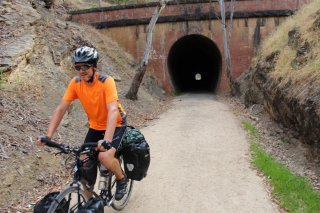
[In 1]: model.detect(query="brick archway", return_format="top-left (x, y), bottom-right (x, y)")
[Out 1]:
top-left (168, 34), bottom-right (222, 93)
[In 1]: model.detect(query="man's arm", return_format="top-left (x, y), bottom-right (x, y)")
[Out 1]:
top-left (103, 101), bottom-right (119, 146)
top-left (46, 100), bottom-right (72, 139)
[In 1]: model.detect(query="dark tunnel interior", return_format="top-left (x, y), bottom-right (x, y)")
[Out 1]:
top-left (168, 34), bottom-right (222, 93)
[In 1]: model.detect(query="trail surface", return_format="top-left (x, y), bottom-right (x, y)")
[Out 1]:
top-left (111, 94), bottom-right (279, 213)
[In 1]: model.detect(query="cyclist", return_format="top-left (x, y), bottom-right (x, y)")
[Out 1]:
top-left (36, 46), bottom-right (128, 201)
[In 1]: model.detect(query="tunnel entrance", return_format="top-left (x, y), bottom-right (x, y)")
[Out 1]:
top-left (168, 34), bottom-right (222, 93)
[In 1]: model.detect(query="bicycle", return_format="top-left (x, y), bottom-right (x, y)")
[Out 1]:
top-left (40, 137), bottom-right (134, 212)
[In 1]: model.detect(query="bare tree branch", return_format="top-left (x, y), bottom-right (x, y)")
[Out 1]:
top-left (126, 0), bottom-right (167, 100)
top-left (219, 0), bottom-right (236, 95)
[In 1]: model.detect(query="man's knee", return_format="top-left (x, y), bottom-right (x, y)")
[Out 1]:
top-left (98, 150), bottom-right (115, 166)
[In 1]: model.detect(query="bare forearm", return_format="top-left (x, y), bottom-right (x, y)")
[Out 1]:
top-left (47, 104), bottom-right (69, 138)
top-left (104, 109), bottom-right (118, 142)
top-left (47, 109), bottom-right (64, 138)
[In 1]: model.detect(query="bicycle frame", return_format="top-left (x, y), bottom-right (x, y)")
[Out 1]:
top-left (62, 149), bottom-right (125, 208)
top-left (40, 138), bottom-right (133, 212)
top-left (67, 151), bottom-right (106, 201)
top-left (71, 156), bottom-right (84, 206)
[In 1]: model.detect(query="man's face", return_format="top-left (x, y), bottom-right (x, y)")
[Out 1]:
top-left (74, 63), bottom-right (94, 82)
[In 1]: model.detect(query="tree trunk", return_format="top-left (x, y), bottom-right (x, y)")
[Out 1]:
top-left (125, 66), bottom-right (147, 100)
top-left (125, 0), bottom-right (166, 100)
top-left (219, 0), bottom-right (236, 95)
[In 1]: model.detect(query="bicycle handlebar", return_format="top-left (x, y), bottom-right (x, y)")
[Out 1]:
top-left (40, 137), bottom-right (98, 154)
top-left (81, 142), bottom-right (98, 150)
top-left (40, 137), bottom-right (64, 149)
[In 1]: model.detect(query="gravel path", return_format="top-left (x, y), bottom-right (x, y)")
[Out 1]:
top-left (110, 94), bottom-right (279, 212)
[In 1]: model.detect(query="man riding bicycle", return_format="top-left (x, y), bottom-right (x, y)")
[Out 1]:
top-left (36, 46), bottom-right (128, 201)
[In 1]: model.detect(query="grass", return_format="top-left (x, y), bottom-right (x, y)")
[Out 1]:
top-left (259, 0), bottom-right (320, 58)
top-left (243, 121), bottom-right (320, 212)
top-left (0, 67), bottom-right (7, 87)
top-left (65, 0), bottom-right (152, 9)
top-left (253, 0), bottom-right (320, 90)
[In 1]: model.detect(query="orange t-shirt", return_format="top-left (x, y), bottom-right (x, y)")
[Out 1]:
top-left (63, 73), bottom-right (127, 130)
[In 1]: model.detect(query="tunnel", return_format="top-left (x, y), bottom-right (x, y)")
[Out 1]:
top-left (167, 34), bottom-right (222, 93)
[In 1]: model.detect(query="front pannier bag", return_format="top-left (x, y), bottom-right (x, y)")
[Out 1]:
top-left (33, 192), bottom-right (69, 213)
top-left (77, 198), bottom-right (104, 213)
top-left (120, 126), bottom-right (150, 181)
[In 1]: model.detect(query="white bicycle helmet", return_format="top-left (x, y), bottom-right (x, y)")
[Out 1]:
top-left (72, 46), bottom-right (99, 67)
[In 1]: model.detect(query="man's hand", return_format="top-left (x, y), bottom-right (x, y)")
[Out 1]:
top-left (36, 136), bottom-right (50, 146)
top-left (97, 140), bottom-right (112, 151)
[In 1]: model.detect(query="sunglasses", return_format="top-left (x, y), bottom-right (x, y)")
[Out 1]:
top-left (74, 64), bottom-right (92, 71)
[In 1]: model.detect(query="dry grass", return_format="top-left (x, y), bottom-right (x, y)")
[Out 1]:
top-left (62, 0), bottom-right (153, 9)
top-left (62, 0), bottom-right (112, 9)
top-left (258, 0), bottom-right (320, 58)
top-left (252, 0), bottom-right (320, 95)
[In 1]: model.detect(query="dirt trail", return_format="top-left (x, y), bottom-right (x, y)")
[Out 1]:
top-left (110, 94), bottom-right (279, 212)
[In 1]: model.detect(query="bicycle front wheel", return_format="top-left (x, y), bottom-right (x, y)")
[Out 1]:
top-left (48, 186), bottom-right (89, 213)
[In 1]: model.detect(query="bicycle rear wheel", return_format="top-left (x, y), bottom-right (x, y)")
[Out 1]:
top-left (109, 156), bottom-right (134, 210)
top-left (48, 186), bottom-right (89, 213)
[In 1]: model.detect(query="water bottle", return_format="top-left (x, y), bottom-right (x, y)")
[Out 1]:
top-left (98, 165), bottom-right (109, 190)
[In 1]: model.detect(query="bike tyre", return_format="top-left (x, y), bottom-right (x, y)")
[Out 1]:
top-left (48, 186), bottom-right (89, 213)
top-left (110, 156), bottom-right (134, 210)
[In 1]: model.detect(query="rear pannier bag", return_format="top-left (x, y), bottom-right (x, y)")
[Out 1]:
top-left (33, 192), bottom-right (69, 213)
top-left (120, 126), bottom-right (150, 181)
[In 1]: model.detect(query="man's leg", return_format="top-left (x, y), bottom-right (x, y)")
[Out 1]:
top-left (98, 148), bottom-right (127, 200)
top-left (81, 128), bottom-right (105, 198)
top-left (100, 126), bottom-right (126, 180)
top-left (80, 154), bottom-right (97, 199)
top-left (98, 126), bottom-right (127, 200)
top-left (98, 148), bottom-right (124, 179)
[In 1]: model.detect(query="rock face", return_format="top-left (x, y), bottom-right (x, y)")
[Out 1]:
top-left (262, 76), bottom-right (320, 147)
top-left (0, 0), bottom-right (40, 71)
top-left (43, 0), bottom-right (54, 8)
top-left (236, 9), bottom-right (320, 155)
top-left (0, 0), bottom-right (170, 211)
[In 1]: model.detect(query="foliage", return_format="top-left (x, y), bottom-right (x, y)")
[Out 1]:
top-left (243, 121), bottom-right (320, 212)
top-left (64, 0), bottom-right (153, 9)
top-left (0, 68), bottom-right (7, 87)
top-left (253, 0), bottom-right (320, 89)
top-left (108, 0), bottom-right (150, 4)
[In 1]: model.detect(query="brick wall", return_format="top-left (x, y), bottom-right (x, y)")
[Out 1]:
top-left (70, 0), bottom-right (310, 93)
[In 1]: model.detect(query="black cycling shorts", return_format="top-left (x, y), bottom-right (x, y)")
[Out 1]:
top-left (81, 126), bottom-right (126, 187)
top-left (84, 126), bottom-right (126, 149)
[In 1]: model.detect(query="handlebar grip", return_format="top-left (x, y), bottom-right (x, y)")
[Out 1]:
top-left (81, 142), bottom-right (98, 150)
top-left (40, 137), bottom-right (62, 149)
